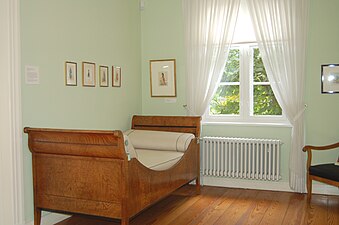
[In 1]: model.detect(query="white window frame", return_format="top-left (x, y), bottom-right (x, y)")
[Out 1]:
top-left (204, 44), bottom-right (289, 126)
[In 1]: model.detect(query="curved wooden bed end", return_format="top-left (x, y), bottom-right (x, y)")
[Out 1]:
top-left (24, 115), bottom-right (201, 225)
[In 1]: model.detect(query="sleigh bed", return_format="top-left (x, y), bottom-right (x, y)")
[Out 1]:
top-left (24, 115), bottom-right (201, 225)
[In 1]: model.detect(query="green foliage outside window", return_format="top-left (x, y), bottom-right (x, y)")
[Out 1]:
top-left (210, 85), bottom-right (240, 115)
top-left (253, 48), bottom-right (282, 115)
top-left (253, 48), bottom-right (269, 82)
top-left (253, 85), bottom-right (282, 115)
top-left (220, 49), bottom-right (240, 82)
top-left (210, 47), bottom-right (282, 116)
top-left (210, 49), bottom-right (240, 115)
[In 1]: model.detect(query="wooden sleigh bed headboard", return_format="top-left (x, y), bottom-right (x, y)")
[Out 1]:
top-left (132, 115), bottom-right (201, 137)
top-left (24, 115), bottom-right (201, 225)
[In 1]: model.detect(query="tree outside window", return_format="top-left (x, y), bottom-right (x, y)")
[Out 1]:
top-left (209, 45), bottom-right (282, 122)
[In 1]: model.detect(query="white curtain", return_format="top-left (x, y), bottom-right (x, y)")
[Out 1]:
top-left (247, 0), bottom-right (309, 192)
top-left (182, 0), bottom-right (241, 116)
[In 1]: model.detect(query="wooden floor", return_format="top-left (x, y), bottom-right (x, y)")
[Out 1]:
top-left (56, 185), bottom-right (339, 225)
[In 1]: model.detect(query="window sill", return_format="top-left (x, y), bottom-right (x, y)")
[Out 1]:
top-left (202, 121), bottom-right (292, 128)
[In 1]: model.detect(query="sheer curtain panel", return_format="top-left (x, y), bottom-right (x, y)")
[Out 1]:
top-left (182, 0), bottom-right (241, 116)
top-left (247, 0), bottom-right (309, 192)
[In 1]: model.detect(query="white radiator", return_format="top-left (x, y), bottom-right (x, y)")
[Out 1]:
top-left (201, 137), bottom-right (282, 181)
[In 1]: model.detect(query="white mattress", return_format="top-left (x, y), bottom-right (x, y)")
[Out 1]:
top-left (123, 129), bottom-right (194, 171)
top-left (135, 149), bottom-right (184, 171)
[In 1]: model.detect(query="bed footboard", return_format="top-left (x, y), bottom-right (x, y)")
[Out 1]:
top-left (24, 128), bottom-right (128, 225)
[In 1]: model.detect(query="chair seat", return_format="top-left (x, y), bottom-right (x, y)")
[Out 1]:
top-left (309, 163), bottom-right (339, 182)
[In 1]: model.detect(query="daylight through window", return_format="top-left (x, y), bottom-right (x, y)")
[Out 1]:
top-left (207, 45), bottom-right (284, 123)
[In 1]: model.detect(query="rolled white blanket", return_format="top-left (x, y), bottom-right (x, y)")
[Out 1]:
top-left (123, 135), bottom-right (138, 159)
top-left (124, 129), bottom-right (195, 152)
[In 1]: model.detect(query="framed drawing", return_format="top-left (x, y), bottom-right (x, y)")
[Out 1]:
top-left (99, 65), bottom-right (109, 87)
top-left (82, 62), bottom-right (96, 87)
top-left (321, 64), bottom-right (339, 94)
top-left (150, 59), bottom-right (176, 97)
top-left (112, 66), bottom-right (121, 87)
top-left (65, 61), bottom-right (77, 86)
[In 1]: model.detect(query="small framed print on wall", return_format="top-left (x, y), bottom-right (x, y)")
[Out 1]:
top-left (150, 59), bottom-right (176, 97)
top-left (112, 66), bottom-right (121, 87)
top-left (99, 65), bottom-right (109, 87)
top-left (65, 61), bottom-right (77, 86)
top-left (82, 62), bottom-right (96, 87)
top-left (321, 64), bottom-right (339, 94)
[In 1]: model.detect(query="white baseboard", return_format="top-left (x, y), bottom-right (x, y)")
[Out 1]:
top-left (25, 212), bottom-right (70, 225)
top-left (202, 176), bottom-right (292, 192)
top-left (312, 183), bottom-right (339, 196)
top-left (201, 176), bottom-right (339, 196)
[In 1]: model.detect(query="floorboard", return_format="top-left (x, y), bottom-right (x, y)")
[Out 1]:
top-left (55, 185), bottom-right (339, 225)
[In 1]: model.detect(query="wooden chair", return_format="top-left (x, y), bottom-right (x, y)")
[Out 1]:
top-left (303, 142), bottom-right (339, 201)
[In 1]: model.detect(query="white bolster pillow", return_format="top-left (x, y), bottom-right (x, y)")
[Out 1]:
top-left (124, 129), bottom-right (195, 152)
top-left (123, 135), bottom-right (137, 159)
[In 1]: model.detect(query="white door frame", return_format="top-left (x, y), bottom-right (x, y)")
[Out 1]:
top-left (0, 0), bottom-right (25, 224)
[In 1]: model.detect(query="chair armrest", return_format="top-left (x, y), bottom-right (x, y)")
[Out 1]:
top-left (302, 142), bottom-right (339, 170)
top-left (302, 142), bottom-right (339, 152)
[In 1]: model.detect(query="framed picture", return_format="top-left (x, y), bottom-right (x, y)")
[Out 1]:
top-left (150, 59), bottom-right (176, 97)
top-left (112, 66), bottom-right (121, 87)
top-left (99, 65), bottom-right (109, 87)
top-left (82, 62), bottom-right (96, 87)
top-left (65, 61), bottom-right (77, 86)
top-left (321, 64), bottom-right (339, 94)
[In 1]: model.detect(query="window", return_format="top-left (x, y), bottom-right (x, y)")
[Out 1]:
top-left (210, 48), bottom-right (240, 115)
top-left (251, 47), bottom-right (282, 116)
top-left (206, 44), bottom-right (286, 124)
top-left (205, 1), bottom-right (287, 125)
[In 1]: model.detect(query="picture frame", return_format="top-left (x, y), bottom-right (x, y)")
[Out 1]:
top-left (112, 66), bottom-right (121, 87)
top-left (65, 61), bottom-right (77, 86)
top-left (82, 62), bottom-right (96, 87)
top-left (321, 64), bottom-right (339, 94)
top-left (150, 59), bottom-right (176, 97)
top-left (99, 65), bottom-right (109, 87)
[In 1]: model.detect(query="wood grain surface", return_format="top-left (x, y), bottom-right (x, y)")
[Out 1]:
top-left (56, 185), bottom-right (339, 225)
top-left (24, 115), bottom-right (201, 225)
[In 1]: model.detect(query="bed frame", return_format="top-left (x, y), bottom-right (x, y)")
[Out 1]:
top-left (24, 115), bottom-right (201, 225)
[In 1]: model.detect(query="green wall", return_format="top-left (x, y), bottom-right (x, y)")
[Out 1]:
top-left (141, 0), bottom-right (187, 115)
top-left (305, 0), bottom-right (339, 163)
top-left (140, 0), bottom-right (338, 182)
top-left (21, 0), bottom-right (141, 222)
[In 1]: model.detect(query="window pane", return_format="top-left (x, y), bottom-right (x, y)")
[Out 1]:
top-left (221, 49), bottom-right (240, 82)
top-left (253, 48), bottom-right (269, 82)
top-left (253, 85), bottom-right (282, 115)
top-left (210, 85), bottom-right (240, 115)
